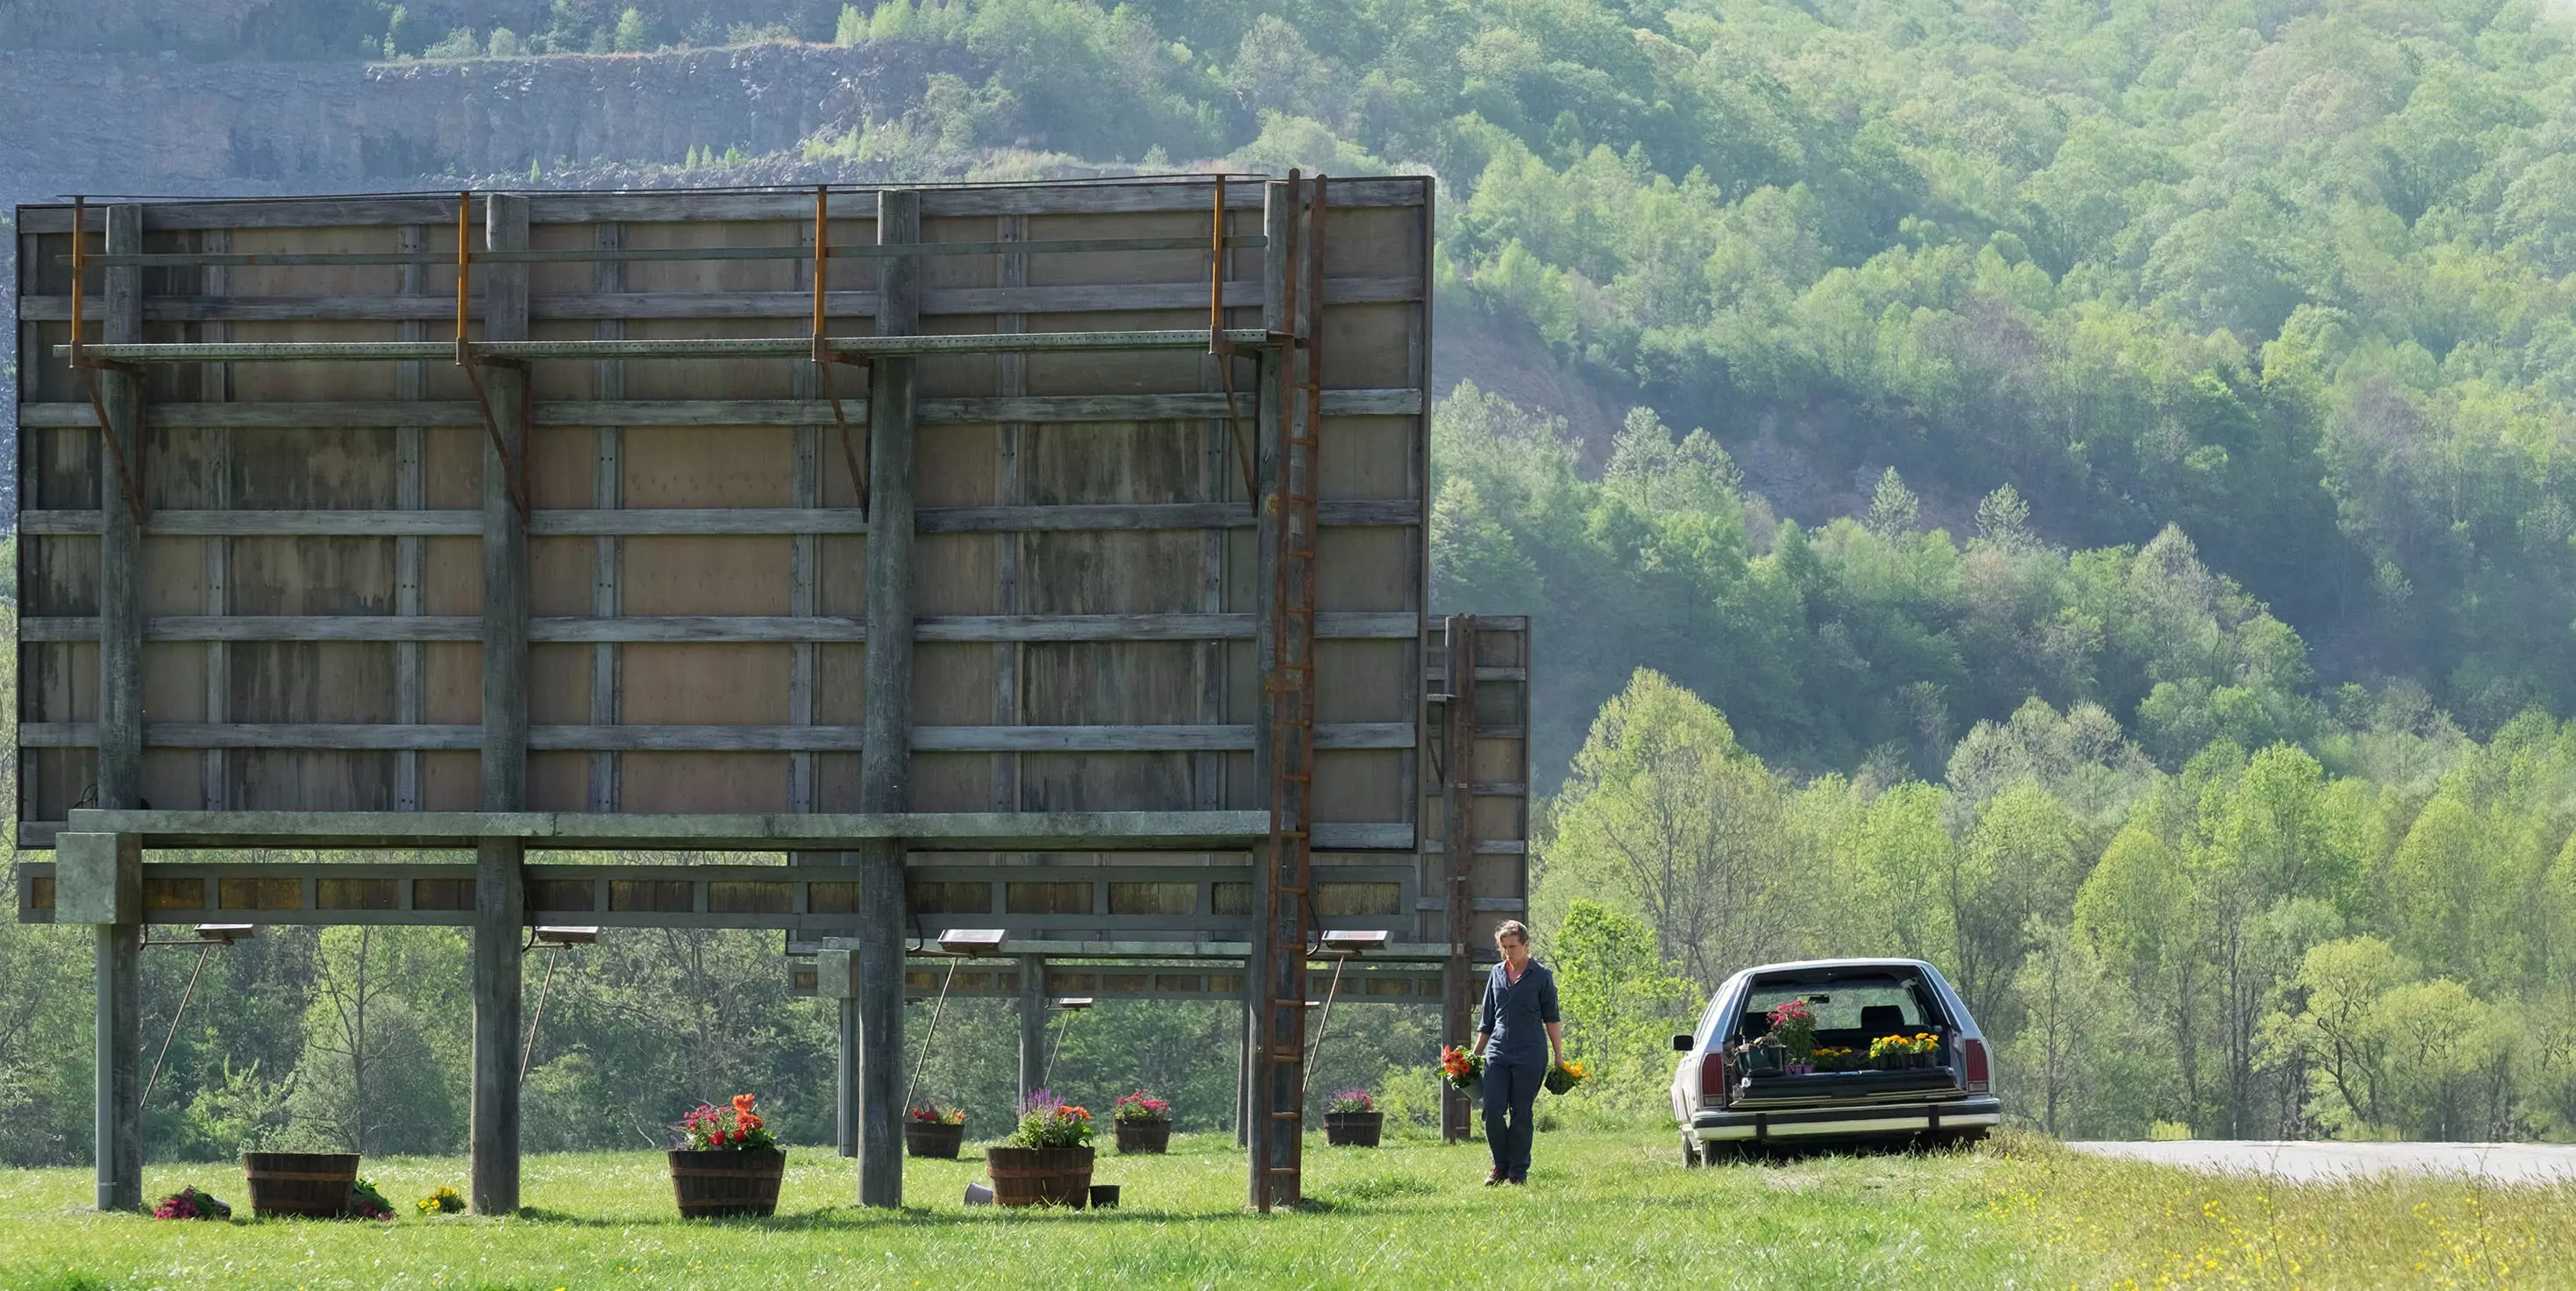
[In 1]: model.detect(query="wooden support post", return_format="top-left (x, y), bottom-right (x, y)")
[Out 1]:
top-left (1441, 615), bottom-right (1479, 1143)
top-left (1017, 953), bottom-right (1046, 1100)
top-left (93, 204), bottom-right (146, 1213)
top-left (1247, 179), bottom-right (1295, 1210)
top-left (472, 193), bottom-right (531, 1216)
top-left (852, 188), bottom-right (921, 1209)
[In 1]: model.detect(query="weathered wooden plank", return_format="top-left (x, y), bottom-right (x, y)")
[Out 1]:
top-left (53, 329), bottom-right (1277, 365)
top-left (473, 196), bottom-right (531, 1218)
top-left (18, 610), bottom-right (1423, 643)
top-left (17, 177), bottom-right (1427, 232)
top-left (21, 721), bottom-right (1414, 752)
top-left (96, 205), bottom-right (146, 817)
top-left (19, 497), bottom-right (1417, 537)
top-left (19, 276), bottom-right (1420, 322)
top-left (56, 807), bottom-right (1276, 852)
top-left (16, 389), bottom-right (1426, 428)
top-left (64, 232), bottom-right (1270, 272)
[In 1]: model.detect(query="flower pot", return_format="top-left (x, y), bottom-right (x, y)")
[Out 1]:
top-left (667, 1148), bottom-right (785, 1218)
top-left (1323, 1111), bottom-right (1383, 1146)
top-left (905, 1120), bottom-right (966, 1159)
top-left (984, 1145), bottom-right (1094, 1207)
top-left (1114, 1117), bottom-right (1171, 1154)
top-left (241, 1152), bottom-right (359, 1218)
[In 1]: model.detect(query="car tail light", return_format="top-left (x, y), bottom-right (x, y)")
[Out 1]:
top-left (1963, 1038), bottom-right (1989, 1093)
top-left (1699, 1050), bottom-right (1730, 1102)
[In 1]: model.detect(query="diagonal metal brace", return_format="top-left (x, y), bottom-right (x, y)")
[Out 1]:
top-left (460, 356), bottom-right (532, 524)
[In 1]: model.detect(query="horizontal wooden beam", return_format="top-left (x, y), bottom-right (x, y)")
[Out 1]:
top-left (18, 276), bottom-right (1417, 323)
top-left (15, 389), bottom-right (1423, 429)
top-left (17, 611), bottom-right (1421, 643)
top-left (60, 232), bottom-right (1268, 270)
top-left (51, 328), bottom-right (1273, 366)
top-left (18, 178), bottom-right (1429, 233)
top-left (17, 498), bottom-right (1420, 538)
top-left (19, 721), bottom-right (1416, 752)
top-left (45, 809), bottom-right (1276, 852)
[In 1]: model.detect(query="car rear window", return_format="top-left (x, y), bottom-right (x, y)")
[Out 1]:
top-left (1740, 975), bottom-right (1940, 1035)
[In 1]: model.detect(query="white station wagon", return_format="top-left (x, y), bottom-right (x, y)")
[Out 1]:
top-left (1669, 958), bottom-right (2002, 1161)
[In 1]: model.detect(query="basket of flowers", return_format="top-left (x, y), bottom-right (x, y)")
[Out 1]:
top-left (1112, 1090), bottom-right (1173, 1154)
top-left (1542, 1058), bottom-right (1591, 1095)
top-left (985, 1090), bottom-right (1096, 1206)
top-left (906, 1102), bottom-right (969, 1159)
top-left (1439, 1045), bottom-right (1484, 1093)
top-left (1869, 1033), bottom-right (1940, 1070)
top-left (667, 1093), bottom-right (784, 1218)
top-left (1323, 1089), bottom-right (1382, 1146)
top-left (152, 1185), bottom-right (231, 1221)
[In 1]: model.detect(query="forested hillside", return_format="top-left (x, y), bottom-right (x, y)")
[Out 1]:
top-left (7, 0), bottom-right (2576, 1157)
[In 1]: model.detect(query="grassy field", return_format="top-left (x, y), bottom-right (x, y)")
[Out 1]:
top-left (0, 1130), bottom-right (2566, 1289)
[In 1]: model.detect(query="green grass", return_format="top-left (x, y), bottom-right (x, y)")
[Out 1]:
top-left (0, 1131), bottom-right (2566, 1288)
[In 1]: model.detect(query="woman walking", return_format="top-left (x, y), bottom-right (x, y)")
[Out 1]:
top-left (1471, 920), bottom-right (1565, 1186)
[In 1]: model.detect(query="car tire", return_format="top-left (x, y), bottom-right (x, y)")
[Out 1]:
top-left (1680, 1132), bottom-right (1702, 1168)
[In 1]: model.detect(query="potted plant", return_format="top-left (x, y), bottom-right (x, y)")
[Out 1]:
top-left (416, 1185), bottom-right (466, 1216)
top-left (346, 1177), bottom-right (397, 1222)
top-left (906, 1102), bottom-right (968, 1159)
top-left (1439, 1045), bottom-right (1484, 1093)
top-left (1542, 1058), bottom-right (1591, 1095)
top-left (667, 1093), bottom-right (784, 1218)
top-left (985, 1090), bottom-right (1095, 1207)
top-left (1323, 1088), bottom-right (1382, 1146)
top-left (152, 1186), bottom-right (231, 1221)
top-left (1764, 998), bottom-right (1818, 1073)
top-left (1811, 1046), bottom-right (1857, 1073)
top-left (1112, 1090), bottom-right (1172, 1154)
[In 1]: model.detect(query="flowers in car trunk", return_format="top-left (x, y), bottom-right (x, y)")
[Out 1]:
top-left (1112, 1090), bottom-right (1171, 1123)
top-left (1764, 998), bottom-right (1818, 1057)
top-left (1007, 1089), bottom-right (1095, 1150)
top-left (676, 1092), bottom-right (779, 1151)
top-left (1439, 1045), bottom-right (1484, 1090)
top-left (1810, 1046), bottom-right (1858, 1072)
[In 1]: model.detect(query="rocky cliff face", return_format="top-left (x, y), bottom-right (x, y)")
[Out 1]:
top-left (0, 40), bottom-right (947, 207)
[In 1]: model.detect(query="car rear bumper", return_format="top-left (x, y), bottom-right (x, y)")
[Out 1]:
top-left (1690, 1096), bottom-right (2002, 1142)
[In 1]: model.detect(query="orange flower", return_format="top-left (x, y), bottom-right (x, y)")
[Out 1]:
top-left (1065, 1105), bottom-right (1091, 1120)
top-left (732, 1094), bottom-right (758, 1116)
top-left (738, 1111), bottom-right (764, 1131)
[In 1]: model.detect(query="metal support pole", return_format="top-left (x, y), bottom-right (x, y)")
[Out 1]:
top-left (902, 959), bottom-right (959, 1111)
top-left (1017, 954), bottom-right (1046, 1101)
top-left (144, 945), bottom-right (213, 1102)
top-left (1303, 952), bottom-right (1350, 1109)
top-left (517, 945), bottom-right (561, 1086)
top-left (851, 188), bottom-right (922, 1210)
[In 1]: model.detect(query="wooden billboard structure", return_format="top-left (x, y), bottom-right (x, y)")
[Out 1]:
top-left (11, 175), bottom-right (1529, 1213)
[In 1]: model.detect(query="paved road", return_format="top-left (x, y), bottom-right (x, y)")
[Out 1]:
top-left (2066, 1140), bottom-right (2576, 1184)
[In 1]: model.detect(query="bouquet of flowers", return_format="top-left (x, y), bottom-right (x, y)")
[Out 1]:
top-left (348, 1177), bottom-right (396, 1222)
top-left (415, 1184), bottom-right (466, 1215)
top-left (1542, 1058), bottom-right (1590, 1095)
top-left (677, 1093), bottom-right (779, 1151)
top-left (907, 1102), bottom-right (968, 1126)
top-left (1112, 1090), bottom-right (1171, 1123)
top-left (1327, 1088), bottom-right (1376, 1114)
top-left (152, 1185), bottom-right (231, 1221)
top-left (1007, 1089), bottom-right (1095, 1150)
top-left (1439, 1045), bottom-right (1484, 1091)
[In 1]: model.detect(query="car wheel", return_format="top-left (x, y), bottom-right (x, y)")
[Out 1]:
top-left (1679, 1132), bottom-right (1703, 1168)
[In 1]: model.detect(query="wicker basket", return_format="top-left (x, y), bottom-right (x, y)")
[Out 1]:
top-left (667, 1148), bottom-right (785, 1218)
top-left (984, 1145), bottom-right (1094, 1207)
top-left (1114, 1118), bottom-right (1171, 1154)
top-left (241, 1152), bottom-right (359, 1218)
